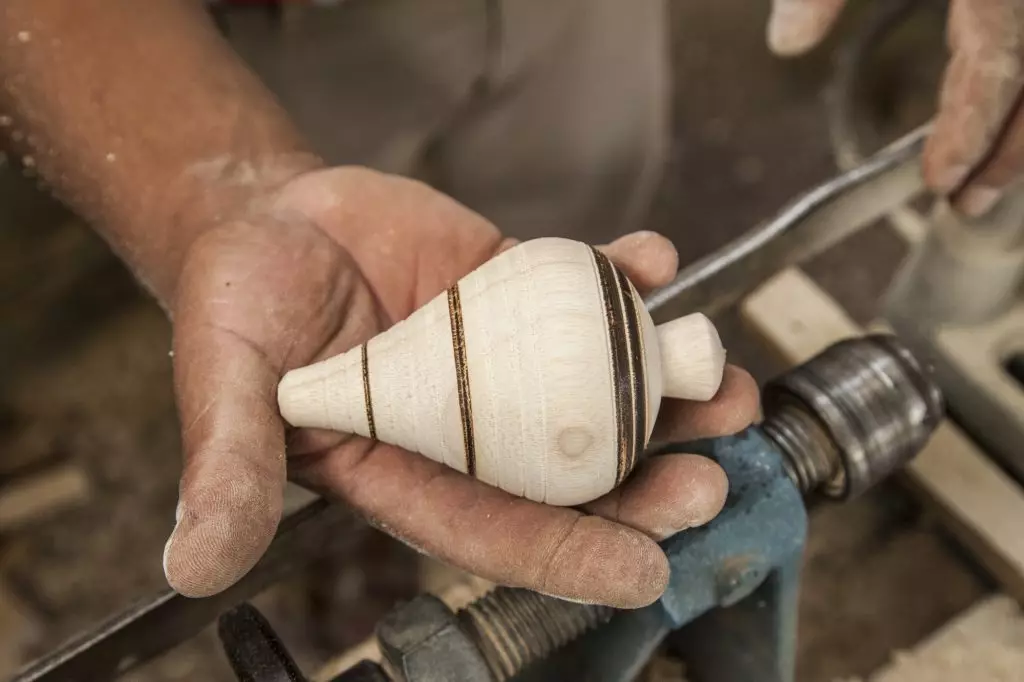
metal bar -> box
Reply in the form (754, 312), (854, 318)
(12, 499), (361, 682)
(644, 125), (929, 323)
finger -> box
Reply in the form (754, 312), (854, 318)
(598, 230), (679, 293)
(293, 444), (670, 609)
(494, 237), (520, 256)
(767, 0), (847, 57)
(951, 96), (1024, 217)
(923, 1), (1024, 204)
(653, 365), (760, 443)
(583, 453), (728, 541)
(164, 223), (350, 598)
(497, 230), (678, 293)
(167, 322), (285, 598)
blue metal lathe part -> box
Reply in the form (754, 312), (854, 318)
(517, 426), (808, 682)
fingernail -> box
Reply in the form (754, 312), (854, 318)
(934, 163), (971, 193)
(767, 0), (824, 56)
(681, 461), (730, 530)
(163, 501), (186, 585)
(162, 527), (178, 581)
(957, 185), (1003, 218)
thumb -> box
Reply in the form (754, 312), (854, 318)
(767, 0), (848, 57)
(162, 227), (296, 598)
(164, 320), (286, 597)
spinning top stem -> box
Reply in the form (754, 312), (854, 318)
(655, 313), (725, 401)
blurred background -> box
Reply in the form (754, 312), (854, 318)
(0, 1), (1000, 680)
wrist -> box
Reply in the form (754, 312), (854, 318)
(0, 0), (330, 307)
(135, 150), (327, 306)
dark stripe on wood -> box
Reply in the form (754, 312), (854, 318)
(631, 280), (652, 448)
(590, 248), (633, 484)
(361, 343), (377, 440)
(447, 284), (477, 477)
(615, 267), (648, 474)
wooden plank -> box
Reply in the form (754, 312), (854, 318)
(868, 595), (1024, 681)
(741, 269), (1024, 603)
(0, 463), (90, 532)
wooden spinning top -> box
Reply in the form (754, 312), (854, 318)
(278, 238), (725, 506)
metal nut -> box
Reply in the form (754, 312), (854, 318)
(376, 594), (494, 682)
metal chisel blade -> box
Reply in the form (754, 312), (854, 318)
(645, 125), (930, 323)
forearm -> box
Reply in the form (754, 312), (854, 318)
(0, 1), (323, 303)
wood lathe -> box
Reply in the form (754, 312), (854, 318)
(11, 120), (940, 682)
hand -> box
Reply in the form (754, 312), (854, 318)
(164, 166), (760, 608)
(767, 0), (1024, 217)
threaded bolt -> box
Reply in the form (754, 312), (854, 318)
(456, 587), (613, 681)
